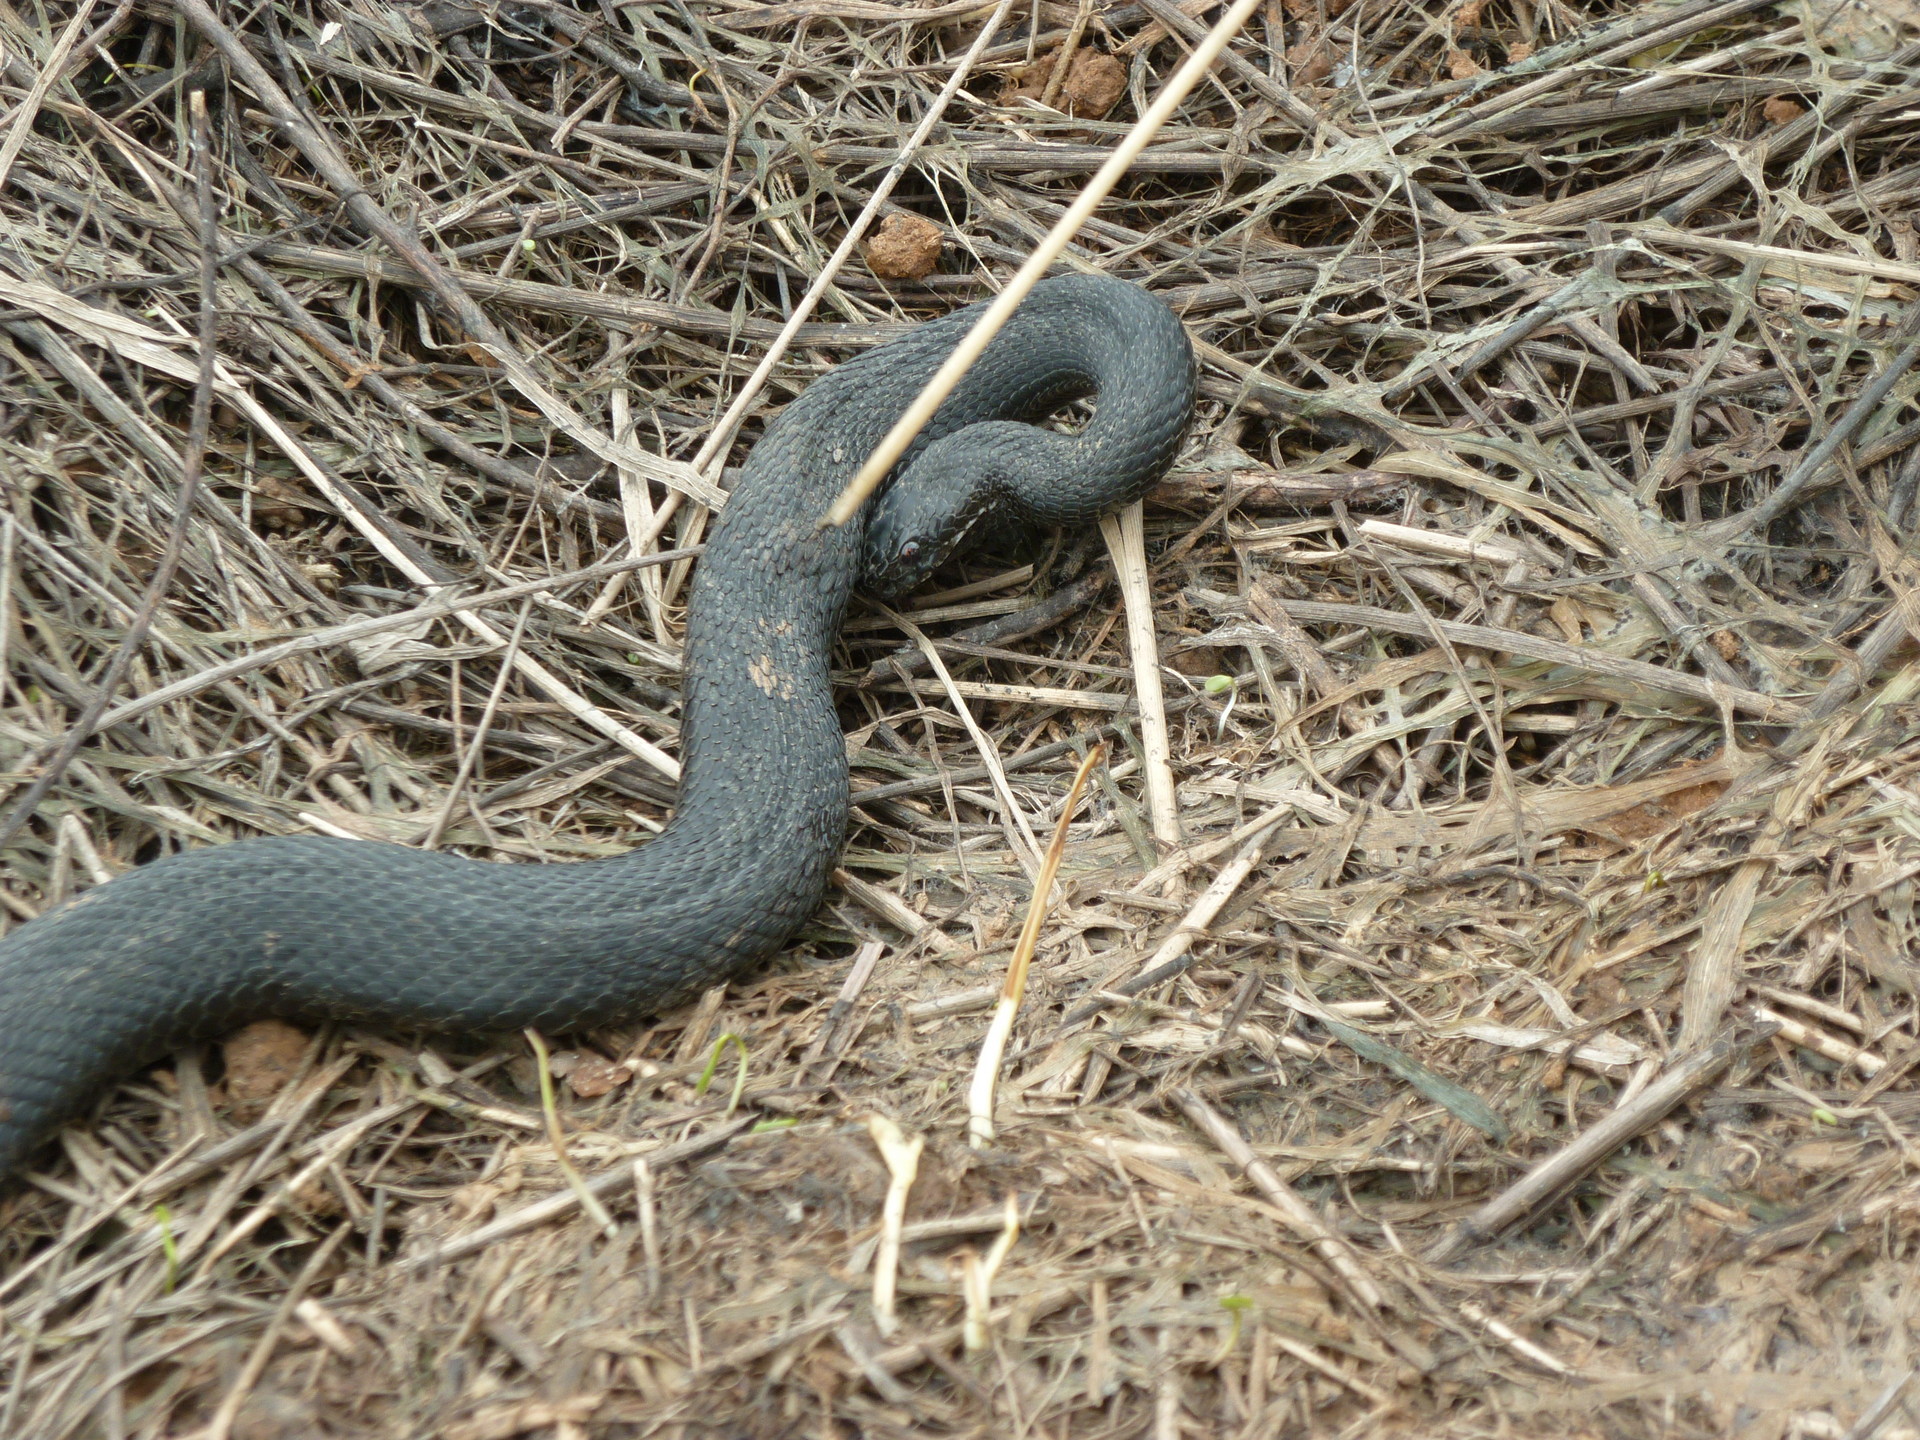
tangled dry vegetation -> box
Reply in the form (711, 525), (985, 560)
(2, 0), (1919, 1434)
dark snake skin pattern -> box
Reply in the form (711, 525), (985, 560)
(0, 274), (1195, 1180)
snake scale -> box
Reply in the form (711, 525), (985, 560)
(0, 274), (1195, 1182)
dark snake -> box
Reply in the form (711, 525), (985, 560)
(0, 274), (1195, 1182)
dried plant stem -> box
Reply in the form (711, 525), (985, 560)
(1706, 303), (1920, 542)
(203, 1222), (353, 1440)
(1062, 819), (1282, 1027)
(969, 744), (1106, 1148)
(1257, 596), (1804, 722)
(1679, 745), (1828, 1051)
(865, 1115), (925, 1337)
(1101, 503), (1180, 849)
(171, 0), (712, 502)
(397, 1119), (753, 1273)
(0, 88), (215, 853)
(421, 600), (535, 850)
(1456, 1299), (1575, 1376)
(904, 621), (1046, 869)
(633, 1159), (662, 1301)
(0, 0), (99, 192)
(1841, 1365), (1920, 1440)
(1174, 1089), (1385, 1311)
(1425, 1033), (1743, 1265)
(1040, 0), (1094, 110)
(1752, 1006), (1885, 1076)
(87, 548), (697, 735)
(961, 1195), (1022, 1353)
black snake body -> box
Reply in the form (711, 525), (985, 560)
(0, 274), (1194, 1181)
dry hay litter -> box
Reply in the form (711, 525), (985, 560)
(1, 0), (1919, 1435)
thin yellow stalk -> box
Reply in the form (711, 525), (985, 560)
(968, 744), (1105, 1148)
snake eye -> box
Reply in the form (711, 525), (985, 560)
(900, 541), (920, 560)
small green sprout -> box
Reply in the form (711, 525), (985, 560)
(154, 1204), (179, 1294)
(1216, 1293), (1253, 1360)
(696, 1032), (751, 1116)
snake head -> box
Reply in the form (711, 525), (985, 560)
(860, 435), (1002, 597)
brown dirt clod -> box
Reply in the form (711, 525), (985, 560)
(865, 212), (945, 281)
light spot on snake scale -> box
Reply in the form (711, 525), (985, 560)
(748, 655), (794, 699)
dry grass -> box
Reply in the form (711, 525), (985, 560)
(2, 0), (1919, 1435)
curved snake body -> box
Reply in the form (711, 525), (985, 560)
(0, 274), (1194, 1181)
